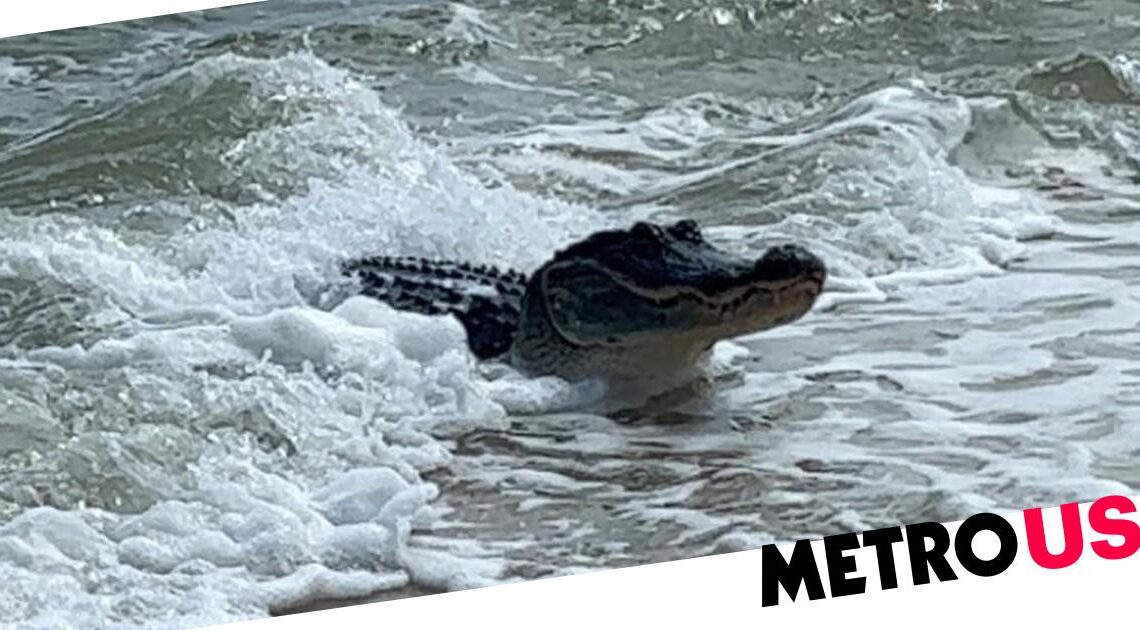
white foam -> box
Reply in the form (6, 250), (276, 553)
(0, 56), (34, 87)
(0, 50), (600, 628)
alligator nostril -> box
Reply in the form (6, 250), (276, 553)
(757, 246), (799, 276)
(785, 246), (826, 276)
(806, 256), (827, 280)
(793, 247), (827, 279)
(754, 244), (826, 281)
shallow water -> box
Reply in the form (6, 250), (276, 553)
(1, 1), (1139, 627)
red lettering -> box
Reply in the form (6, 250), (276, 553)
(1023, 502), (1083, 569)
(1089, 495), (1140, 560)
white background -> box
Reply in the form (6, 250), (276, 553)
(1, 1), (265, 39)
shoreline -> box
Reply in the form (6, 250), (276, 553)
(274, 584), (445, 617)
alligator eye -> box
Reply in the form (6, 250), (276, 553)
(669, 219), (702, 242)
(631, 222), (659, 240)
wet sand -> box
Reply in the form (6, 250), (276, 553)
(277, 584), (444, 617)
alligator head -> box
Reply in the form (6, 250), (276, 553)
(510, 219), (827, 380)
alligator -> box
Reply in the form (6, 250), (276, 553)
(336, 220), (827, 382)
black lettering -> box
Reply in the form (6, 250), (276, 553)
(906, 522), (958, 585)
(862, 526), (904, 590)
(823, 532), (866, 597)
(762, 540), (826, 606)
(955, 513), (1018, 577)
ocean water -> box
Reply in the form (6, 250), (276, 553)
(1, 0), (1139, 627)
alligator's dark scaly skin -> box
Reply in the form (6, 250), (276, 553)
(340, 256), (528, 359)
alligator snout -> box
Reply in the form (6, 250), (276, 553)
(753, 244), (827, 283)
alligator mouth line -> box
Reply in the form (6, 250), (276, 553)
(617, 270), (826, 313)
